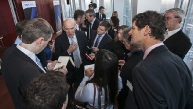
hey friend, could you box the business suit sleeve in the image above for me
[173,41,192,59]
[54,36,70,60]
[132,67,167,109]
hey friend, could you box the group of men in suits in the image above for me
[1,6,193,109]
[1,18,68,109]
[124,9,192,109]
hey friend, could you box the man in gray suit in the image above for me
[125,10,192,109]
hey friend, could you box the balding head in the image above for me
[63,18,76,37]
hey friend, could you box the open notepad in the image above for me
[54,56,75,70]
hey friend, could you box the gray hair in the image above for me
[86,9,96,17]
[122,27,132,42]
[164,8,185,20]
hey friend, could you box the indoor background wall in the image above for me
[0,0,17,46]
[0,0,58,46]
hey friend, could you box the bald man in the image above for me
[55,18,90,107]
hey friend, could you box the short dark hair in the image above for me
[16,20,28,38]
[86,9,96,17]
[132,10,165,41]
[22,71,69,109]
[110,16,119,27]
[22,18,54,44]
[99,6,105,10]
[87,49,118,107]
[74,9,85,20]
[99,20,110,30]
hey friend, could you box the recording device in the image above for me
[89,2,97,9]
[85,53,92,61]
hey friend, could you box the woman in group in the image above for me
[106,25,129,60]
[75,49,122,109]
[108,16,119,39]
[117,27,144,109]
[112,11,118,18]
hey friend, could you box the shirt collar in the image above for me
[164,28,181,40]
[16,44,36,62]
[90,18,96,24]
[143,42,164,59]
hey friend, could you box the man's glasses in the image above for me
[165,16,180,21]
[64,27,75,31]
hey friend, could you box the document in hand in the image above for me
[84,64,95,79]
[54,56,75,70]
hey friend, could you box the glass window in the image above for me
[182,0,193,75]
[160,0,175,12]
[124,0,132,26]
[104,0,113,22]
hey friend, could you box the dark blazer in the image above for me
[106,40,127,60]
[118,50,143,109]
[1,47,45,109]
[95,12,106,21]
[87,18,100,40]
[89,30,112,50]
[125,45,192,109]
[55,31,90,83]
[108,26,118,39]
[164,30,192,59]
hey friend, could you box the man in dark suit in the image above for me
[85,9,100,40]
[54,18,90,105]
[164,8,192,59]
[1,18,67,109]
[74,9,86,31]
[125,11,192,109]
[89,20,112,53]
[96,6,106,21]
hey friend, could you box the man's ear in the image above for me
[36,37,44,46]
[144,25,151,36]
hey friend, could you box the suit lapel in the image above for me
[164,30,181,44]
[98,33,108,49]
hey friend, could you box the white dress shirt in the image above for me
[164,28,181,41]
[17,44,46,73]
[75,76,123,108]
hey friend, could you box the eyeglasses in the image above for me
[165,16,180,21]
[64,27,75,31]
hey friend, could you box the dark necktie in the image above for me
[79,25,81,31]
[89,23,92,39]
[94,35,101,47]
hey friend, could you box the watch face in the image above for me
[114,29,117,31]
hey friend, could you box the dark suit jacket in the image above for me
[89,30,112,50]
[106,40,127,60]
[95,12,106,21]
[125,45,192,109]
[87,18,100,40]
[54,31,90,83]
[1,47,45,109]
[118,50,143,109]
[164,30,192,59]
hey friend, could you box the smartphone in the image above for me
[85,53,92,60]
